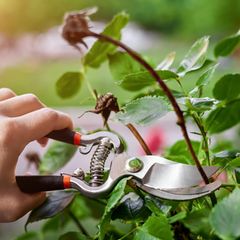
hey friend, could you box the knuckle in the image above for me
[23,93,39,105]
[0,88,16,98]
[42,108,59,121]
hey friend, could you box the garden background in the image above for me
[0,1,239,239]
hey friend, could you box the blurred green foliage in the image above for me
[0,1,239,107]
[0,0,239,38]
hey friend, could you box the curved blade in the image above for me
[141,159,219,189]
[137,180,221,200]
[110,155,219,190]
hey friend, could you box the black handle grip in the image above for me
[16,176,65,193]
[46,128,79,145]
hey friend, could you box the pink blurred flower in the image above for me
[139,127,165,155]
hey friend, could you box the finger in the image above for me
[0,88,16,101]
[15,108,73,144]
[0,94,45,117]
[4,190,46,222]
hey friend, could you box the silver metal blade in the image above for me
[110,155,219,191]
[161,180,222,195]
[138,180,221,200]
[141,160,219,189]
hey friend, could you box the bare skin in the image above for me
[0,88,73,222]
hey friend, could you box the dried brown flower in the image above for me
[61,7,97,48]
[79,92,120,126]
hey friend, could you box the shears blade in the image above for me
[135,156,219,189]
[137,180,221,200]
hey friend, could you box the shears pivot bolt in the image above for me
[126,158,143,173]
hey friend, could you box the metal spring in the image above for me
[89,137,113,186]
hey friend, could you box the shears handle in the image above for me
[16,130,122,194]
[16,175,71,193]
[46,128,81,145]
[15,129,79,193]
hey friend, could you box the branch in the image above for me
[89,31,209,184]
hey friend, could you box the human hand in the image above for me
[0,88,73,222]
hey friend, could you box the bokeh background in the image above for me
[0,0,239,107]
[0,1,239,239]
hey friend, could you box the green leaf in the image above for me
[117,96,170,126]
[212,140,234,153]
[213,74,240,101]
[70,195,91,219]
[190,65,218,96]
[112,192,150,221]
[108,51,143,80]
[39,141,77,174]
[177,36,209,76]
[193,58,215,71]
[213,150,240,164]
[59,232,89,240]
[168,211,187,224]
[56,72,83,99]
[214,30,240,57]
[190,97,218,111]
[84,12,129,68]
[134,215,173,240]
[41,213,70,240]
[156,52,176,70]
[26,191,75,227]
[228,157,240,168]
[144,195,172,217]
[83,197,105,219]
[196,65,217,87]
[182,208,211,238]
[235,168,240,183]
[178,97,218,112]
[164,140,200,164]
[119,70,178,91]
[16,232,40,240]
[205,99,240,133]
[209,188,240,239]
[187,59,216,75]
[98,177,129,240]
[133,88,184,100]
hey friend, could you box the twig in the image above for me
[191,113,217,204]
[191,113,210,165]
[126,123,152,155]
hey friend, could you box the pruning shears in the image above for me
[16,129,221,200]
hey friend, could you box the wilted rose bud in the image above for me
[61,7,97,48]
[95,92,120,125]
[79,92,120,126]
